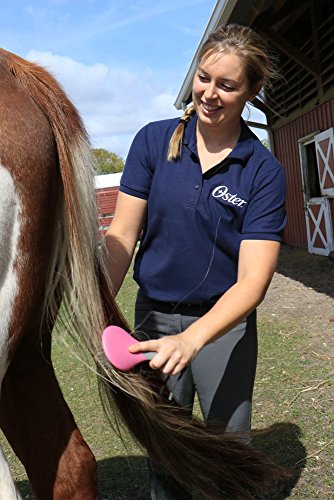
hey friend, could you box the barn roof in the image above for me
[175,0,334,129]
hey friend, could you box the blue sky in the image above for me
[1,0,266,159]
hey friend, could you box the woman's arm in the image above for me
[103,192,147,296]
[129,239,280,374]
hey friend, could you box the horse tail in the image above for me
[1,49,287,498]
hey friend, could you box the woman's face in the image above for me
[192,50,257,131]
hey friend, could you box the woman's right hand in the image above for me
[128,329,201,376]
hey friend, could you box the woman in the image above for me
[104,24,286,499]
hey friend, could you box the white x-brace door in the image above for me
[300,128,334,255]
[305,197,333,255]
[315,128,334,196]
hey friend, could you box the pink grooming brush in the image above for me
[102,325,155,371]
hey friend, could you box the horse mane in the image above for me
[0,48,287,498]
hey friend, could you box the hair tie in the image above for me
[179,118,188,125]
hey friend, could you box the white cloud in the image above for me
[26,50,180,158]
[25,49,268,157]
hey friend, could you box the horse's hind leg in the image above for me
[0,323,98,500]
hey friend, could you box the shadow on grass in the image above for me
[15,423,305,499]
[253,422,306,499]
[276,245,334,299]
[93,426,306,500]
[15,456,150,500]
[97,455,150,499]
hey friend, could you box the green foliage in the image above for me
[261,138,270,149]
[92,148,124,174]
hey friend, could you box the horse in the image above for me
[0,48,286,499]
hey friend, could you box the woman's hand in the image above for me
[128,332,199,375]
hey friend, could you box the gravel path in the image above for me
[259,244,334,355]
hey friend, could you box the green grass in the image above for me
[0,271,333,498]
[253,316,334,498]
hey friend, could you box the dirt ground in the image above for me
[259,244,334,355]
[256,244,334,499]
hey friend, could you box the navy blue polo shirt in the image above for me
[120,115,286,304]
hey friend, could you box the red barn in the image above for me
[95,173,122,237]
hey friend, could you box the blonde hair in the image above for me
[167,24,279,161]
[167,106,196,161]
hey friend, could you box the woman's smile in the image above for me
[201,101,224,114]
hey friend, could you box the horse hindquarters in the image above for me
[0,179,98,499]
[0,178,98,500]
[0,61,98,499]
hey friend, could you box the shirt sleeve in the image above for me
[120,125,154,200]
[241,164,287,241]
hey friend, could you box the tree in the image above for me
[92,148,124,174]
[261,138,270,150]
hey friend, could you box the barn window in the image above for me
[299,134,321,201]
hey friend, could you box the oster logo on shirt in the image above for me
[212,185,248,207]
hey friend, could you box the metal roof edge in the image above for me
[174,0,238,110]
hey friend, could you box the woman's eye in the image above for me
[198,74,209,82]
[221,83,234,91]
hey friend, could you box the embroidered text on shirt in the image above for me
[212,185,248,207]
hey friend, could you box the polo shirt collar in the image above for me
[183,114,198,153]
[183,114,256,165]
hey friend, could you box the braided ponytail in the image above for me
[167,106,196,161]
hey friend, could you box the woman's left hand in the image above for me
[128,332,199,375]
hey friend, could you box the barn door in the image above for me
[305,198,333,255]
[299,128,334,255]
[315,128,334,196]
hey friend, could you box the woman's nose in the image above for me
[204,82,218,99]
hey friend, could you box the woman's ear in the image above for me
[249,80,264,101]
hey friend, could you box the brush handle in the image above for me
[102,325,156,371]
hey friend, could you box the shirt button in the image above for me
[195,184,200,189]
